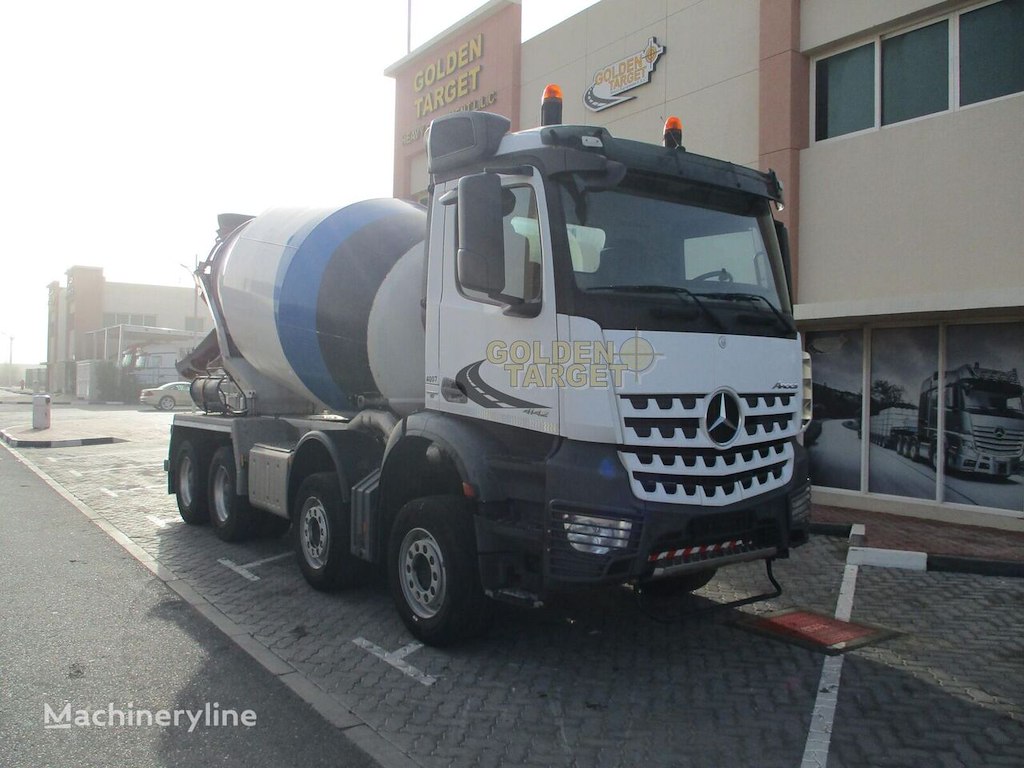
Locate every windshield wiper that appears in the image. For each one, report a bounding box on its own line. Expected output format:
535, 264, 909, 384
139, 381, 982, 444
587, 285, 724, 329
694, 292, 796, 334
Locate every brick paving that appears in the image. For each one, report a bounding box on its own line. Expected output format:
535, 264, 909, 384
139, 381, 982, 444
3, 398, 1024, 767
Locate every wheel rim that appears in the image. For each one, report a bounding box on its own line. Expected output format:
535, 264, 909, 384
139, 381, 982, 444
300, 497, 329, 570
161, 397, 174, 410
212, 465, 231, 525
399, 527, 446, 619
178, 454, 194, 507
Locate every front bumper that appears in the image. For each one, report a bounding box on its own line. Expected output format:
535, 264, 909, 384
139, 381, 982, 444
952, 453, 1021, 476
476, 438, 810, 593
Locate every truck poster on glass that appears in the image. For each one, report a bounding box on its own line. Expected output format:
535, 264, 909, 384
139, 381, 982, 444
942, 323, 1023, 512
811, 323, 1023, 513
805, 330, 863, 491
868, 326, 939, 500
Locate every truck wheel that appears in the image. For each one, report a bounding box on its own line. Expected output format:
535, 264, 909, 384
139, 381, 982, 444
388, 495, 493, 647
639, 568, 718, 598
293, 472, 368, 591
174, 440, 209, 525
208, 446, 254, 542
159, 395, 176, 411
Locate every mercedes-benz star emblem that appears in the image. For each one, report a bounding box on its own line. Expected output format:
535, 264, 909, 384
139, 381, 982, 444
706, 390, 742, 446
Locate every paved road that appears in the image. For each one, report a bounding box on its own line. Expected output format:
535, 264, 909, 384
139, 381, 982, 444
0, 436, 377, 768
2, 403, 1023, 767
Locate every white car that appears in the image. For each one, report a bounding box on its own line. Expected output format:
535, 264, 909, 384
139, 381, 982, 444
140, 382, 192, 411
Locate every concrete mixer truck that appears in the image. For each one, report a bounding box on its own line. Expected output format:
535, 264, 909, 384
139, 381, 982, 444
166, 93, 812, 645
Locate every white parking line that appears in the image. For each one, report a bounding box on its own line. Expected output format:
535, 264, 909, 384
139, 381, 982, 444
70, 465, 161, 477
241, 552, 292, 569
800, 528, 863, 768
146, 515, 178, 528
217, 552, 292, 581
218, 559, 260, 582
352, 637, 436, 686
100, 488, 118, 498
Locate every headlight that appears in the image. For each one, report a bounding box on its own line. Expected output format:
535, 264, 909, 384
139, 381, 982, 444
563, 514, 632, 555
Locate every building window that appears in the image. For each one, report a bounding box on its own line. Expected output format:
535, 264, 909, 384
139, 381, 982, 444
814, 43, 874, 140
813, 1, 1024, 142
960, 0, 1024, 106
882, 21, 948, 125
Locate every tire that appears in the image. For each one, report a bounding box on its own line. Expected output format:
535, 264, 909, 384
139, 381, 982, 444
159, 395, 176, 411
388, 495, 493, 647
293, 472, 369, 591
174, 440, 209, 525
639, 568, 718, 598
208, 446, 254, 542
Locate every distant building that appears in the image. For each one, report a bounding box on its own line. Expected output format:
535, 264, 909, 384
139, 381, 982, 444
46, 266, 209, 395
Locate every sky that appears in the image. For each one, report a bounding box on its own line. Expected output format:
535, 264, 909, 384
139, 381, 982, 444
0, 0, 597, 365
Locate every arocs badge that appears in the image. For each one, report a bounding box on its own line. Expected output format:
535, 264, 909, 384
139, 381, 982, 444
584, 37, 665, 112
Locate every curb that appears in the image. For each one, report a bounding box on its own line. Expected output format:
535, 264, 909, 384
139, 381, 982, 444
0, 429, 119, 449
927, 554, 1024, 579
812, 522, 1023, 578
0, 399, 73, 405
809, 522, 852, 538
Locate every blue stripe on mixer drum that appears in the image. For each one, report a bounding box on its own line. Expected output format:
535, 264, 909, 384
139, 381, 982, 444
275, 202, 394, 411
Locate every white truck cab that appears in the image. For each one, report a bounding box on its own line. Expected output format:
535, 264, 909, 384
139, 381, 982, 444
167, 95, 812, 646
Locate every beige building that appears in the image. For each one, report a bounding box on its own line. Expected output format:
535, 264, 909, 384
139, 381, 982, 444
388, 0, 1024, 527
47, 266, 207, 394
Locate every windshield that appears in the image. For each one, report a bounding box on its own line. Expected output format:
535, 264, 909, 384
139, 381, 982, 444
555, 172, 792, 335
962, 385, 1024, 416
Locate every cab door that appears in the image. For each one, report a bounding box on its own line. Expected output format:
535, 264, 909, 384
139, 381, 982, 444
431, 170, 560, 436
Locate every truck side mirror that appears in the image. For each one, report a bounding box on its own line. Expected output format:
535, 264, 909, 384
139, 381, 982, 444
457, 173, 506, 298
774, 220, 793, 304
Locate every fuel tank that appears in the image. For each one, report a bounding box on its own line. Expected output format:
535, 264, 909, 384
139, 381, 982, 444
212, 199, 427, 415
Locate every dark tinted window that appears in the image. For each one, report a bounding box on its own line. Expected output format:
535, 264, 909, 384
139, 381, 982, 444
882, 21, 948, 125
815, 43, 875, 140
961, 0, 1024, 106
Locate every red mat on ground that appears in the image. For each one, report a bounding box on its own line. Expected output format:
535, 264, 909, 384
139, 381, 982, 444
731, 608, 899, 655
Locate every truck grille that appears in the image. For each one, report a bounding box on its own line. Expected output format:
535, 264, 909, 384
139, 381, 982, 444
972, 425, 1024, 456
618, 392, 799, 505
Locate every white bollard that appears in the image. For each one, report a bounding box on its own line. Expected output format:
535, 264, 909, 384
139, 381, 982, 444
32, 394, 51, 430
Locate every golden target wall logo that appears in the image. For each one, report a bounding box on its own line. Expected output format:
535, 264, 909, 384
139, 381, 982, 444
584, 37, 665, 112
